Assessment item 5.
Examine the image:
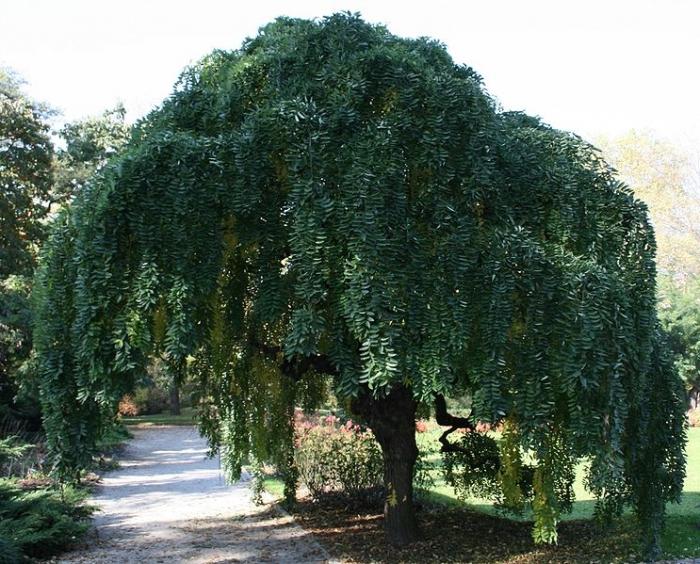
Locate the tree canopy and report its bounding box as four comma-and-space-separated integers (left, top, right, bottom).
0, 69, 53, 277
34, 14, 686, 555
53, 104, 131, 204
0, 69, 54, 427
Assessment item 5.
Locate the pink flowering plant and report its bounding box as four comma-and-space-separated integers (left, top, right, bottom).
294, 412, 383, 500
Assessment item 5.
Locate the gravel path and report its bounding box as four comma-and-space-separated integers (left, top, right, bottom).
57, 426, 329, 563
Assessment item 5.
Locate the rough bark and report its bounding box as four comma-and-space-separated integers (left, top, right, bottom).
352, 385, 420, 546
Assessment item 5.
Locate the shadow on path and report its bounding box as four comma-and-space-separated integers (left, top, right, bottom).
58, 426, 329, 564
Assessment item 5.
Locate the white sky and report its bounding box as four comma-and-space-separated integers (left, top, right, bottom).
2, 0, 699, 146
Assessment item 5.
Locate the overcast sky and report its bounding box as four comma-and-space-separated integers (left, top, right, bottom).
2, 0, 699, 146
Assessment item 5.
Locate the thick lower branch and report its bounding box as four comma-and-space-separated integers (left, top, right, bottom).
434, 394, 475, 454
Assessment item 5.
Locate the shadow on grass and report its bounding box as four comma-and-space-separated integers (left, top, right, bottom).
417, 489, 598, 521
292, 495, 643, 564
662, 492, 700, 559
414, 489, 700, 561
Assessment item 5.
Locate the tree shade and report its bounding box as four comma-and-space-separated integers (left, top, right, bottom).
34, 14, 686, 555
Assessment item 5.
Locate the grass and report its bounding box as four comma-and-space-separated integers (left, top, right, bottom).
121, 406, 196, 426
416, 426, 700, 558
662, 426, 700, 558
96, 422, 132, 450
263, 476, 285, 499
261, 426, 700, 561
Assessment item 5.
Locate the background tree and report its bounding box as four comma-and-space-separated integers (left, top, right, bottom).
597, 130, 700, 282
599, 131, 700, 408
658, 278, 700, 408
34, 15, 686, 556
53, 104, 130, 204
1, 69, 130, 428
0, 68, 53, 277
0, 69, 53, 427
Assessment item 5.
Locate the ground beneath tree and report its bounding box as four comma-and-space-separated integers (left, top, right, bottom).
56, 426, 329, 564
292, 499, 645, 563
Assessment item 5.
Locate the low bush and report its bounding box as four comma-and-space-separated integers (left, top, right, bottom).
0, 416, 44, 479
0, 479, 93, 560
442, 431, 504, 501
0, 436, 32, 472
296, 415, 383, 501
132, 386, 169, 415
117, 394, 140, 416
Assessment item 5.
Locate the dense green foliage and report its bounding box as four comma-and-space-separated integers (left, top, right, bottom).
34, 14, 686, 554
659, 278, 700, 406
442, 432, 504, 502
0, 479, 92, 561
0, 69, 53, 278
1, 71, 131, 430
0, 276, 39, 426
53, 104, 131, 204
0, 69, 53, 430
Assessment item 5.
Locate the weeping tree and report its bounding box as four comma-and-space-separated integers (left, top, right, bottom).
34, 14, 685, 555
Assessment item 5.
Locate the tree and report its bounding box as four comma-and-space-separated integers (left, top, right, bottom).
0, 68, 53, 277
0, 69, 53, 428
598, 132, 700, 409
658, 277, 700, 408
0, 275, 37, 426
53, 104, 131, 204
597, 130, 700, 282
1, 70, 130, 429
34, 14, 686, 555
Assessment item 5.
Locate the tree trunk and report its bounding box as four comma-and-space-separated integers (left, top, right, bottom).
169, 384, 181, 416
352, 385, 420, 546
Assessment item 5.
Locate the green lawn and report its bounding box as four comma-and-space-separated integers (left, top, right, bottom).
663, 427, 700, 558
414, 427, 700, 558
263, 477, 286, 499
263, 426, 700, 559
121, 406, 196, 426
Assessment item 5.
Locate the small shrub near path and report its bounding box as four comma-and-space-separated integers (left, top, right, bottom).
296, 414, 383, 500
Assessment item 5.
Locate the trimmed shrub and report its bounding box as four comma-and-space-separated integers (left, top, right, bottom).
0, 537, 21, 564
